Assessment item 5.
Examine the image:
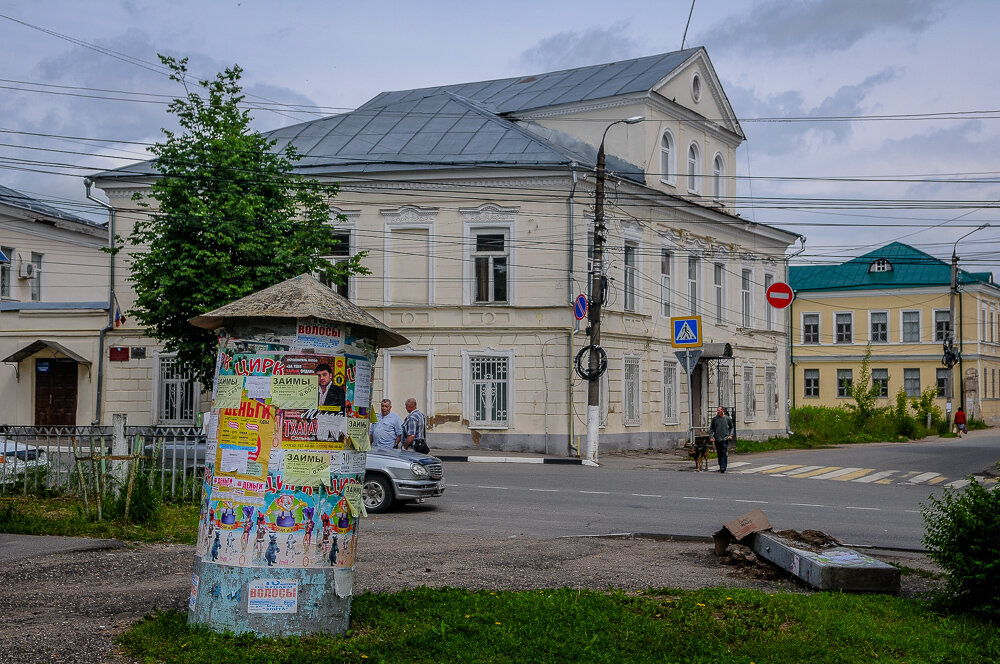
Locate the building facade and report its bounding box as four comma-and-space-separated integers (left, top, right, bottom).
790, 242, 1000, 424
87, 48, 800, 453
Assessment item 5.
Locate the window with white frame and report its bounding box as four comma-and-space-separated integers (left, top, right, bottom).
623, 356, 641, 426
802, 313, 820, 343
660, 249, 671, 317
982, 306, 988, 340
904, 368, 920, 397
663, 360, 679, 423
714, 262, 725, 324
29, 252, 42, 302
934, 310, 952, 342
473, 232, 508, 303
902, 310, 920, 342
804, 369, 820, 398
713, 153, 724, 201
764, 273, 774, 330
837, 369, 853, 398
688, 255, 699, 315
718, 364, 733, 408
155, 354, 197, 425
872, 368, 889, 398
466, 351, 512, 427
320, 231, 353, 299
870, 311, 888, 343
623, 242, 637, 312
936, 368, 952, 398
660, 131, 675, 184
835, 312, 853, 343
765, 365, 778, 421
0, 246, 12, 298
991, 308, 995, 343
742, 365, 756, 422
741, 269, 752, 328
687, 142, 701, 193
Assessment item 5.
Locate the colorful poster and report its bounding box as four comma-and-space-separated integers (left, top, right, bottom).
270, 375, 318, 409
248, 579, 298, 614
345, 356, 372, 415
189, 573, 199, 611
283, 354, 346, 413
343, 479, 367, 518
346, 418, 371, 451
295, 320, 344, 350
214, 375, 243, 409
218, 401, 276, 451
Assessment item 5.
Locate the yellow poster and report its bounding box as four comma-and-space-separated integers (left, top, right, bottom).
343, 480, 367, 518
333, 356, 346, 387
270, 374, 318, 410
346, 418, 371, 451
282, 451, 331, 486
214, 375, 244, 409
281, 439, 346, 451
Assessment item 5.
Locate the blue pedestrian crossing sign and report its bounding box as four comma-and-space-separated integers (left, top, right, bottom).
670, 316, 703, 348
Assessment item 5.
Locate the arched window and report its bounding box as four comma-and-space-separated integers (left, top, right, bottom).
660, 131, 675, 185
713, 153, 724, 200
687, 142, 701, 194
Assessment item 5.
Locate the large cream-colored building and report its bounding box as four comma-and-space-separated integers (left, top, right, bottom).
790, 242, 1000, 424
50, 48, 800, 453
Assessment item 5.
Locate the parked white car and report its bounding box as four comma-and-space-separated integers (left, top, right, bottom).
0, 439, 50, 485
362, 447, 446, 513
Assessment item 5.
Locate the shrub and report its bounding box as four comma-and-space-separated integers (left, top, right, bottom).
922, 476, 1000, 617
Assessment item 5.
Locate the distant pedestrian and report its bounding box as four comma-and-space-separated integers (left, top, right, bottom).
954, 407, 968, 437
369, 399, 403, 450
709, 406, 734, 473
402, 397, 428, 454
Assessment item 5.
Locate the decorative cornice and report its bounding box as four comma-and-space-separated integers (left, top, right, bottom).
341, 176, 570, 194
379, 205, 438, 224
460, 203, 518, 223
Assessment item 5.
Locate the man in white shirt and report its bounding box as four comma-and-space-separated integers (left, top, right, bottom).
369, 399, 403, 450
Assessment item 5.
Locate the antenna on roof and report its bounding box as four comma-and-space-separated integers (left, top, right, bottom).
681, 0, 697, 49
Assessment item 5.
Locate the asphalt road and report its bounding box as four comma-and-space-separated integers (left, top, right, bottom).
367, 430, 999, 551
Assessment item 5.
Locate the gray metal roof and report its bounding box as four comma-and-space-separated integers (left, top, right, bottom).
92, 49, 701, 183
0, 184, 95, 225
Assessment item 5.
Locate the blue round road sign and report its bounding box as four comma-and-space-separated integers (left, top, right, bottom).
574, 294, 588, 320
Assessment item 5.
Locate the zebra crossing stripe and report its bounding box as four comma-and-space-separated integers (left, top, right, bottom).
810, 467, 865, 480
853, 470, 899, 483
829, 468, 876, 481
760, 465, 805, 475
735, 464, 787, 474
788, 466, 841, 478
945, 479, 971, 489
906, 472, 942, 484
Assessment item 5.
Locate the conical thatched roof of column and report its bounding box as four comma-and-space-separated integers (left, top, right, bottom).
189, 273, 408, 348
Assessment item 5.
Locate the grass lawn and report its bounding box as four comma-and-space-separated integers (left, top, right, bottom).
120, 587, 999, 663
0, 495, 198, 544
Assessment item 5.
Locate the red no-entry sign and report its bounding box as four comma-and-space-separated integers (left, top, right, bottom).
765, 281, 794, 309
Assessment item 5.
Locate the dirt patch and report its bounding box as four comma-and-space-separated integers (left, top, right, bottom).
774, 529, 842, 551
0, 533, 943, 664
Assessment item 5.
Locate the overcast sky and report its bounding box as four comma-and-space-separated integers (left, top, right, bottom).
3, 0, 999, 273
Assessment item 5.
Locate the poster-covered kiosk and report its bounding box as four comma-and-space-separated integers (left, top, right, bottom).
186, 274, 407, 636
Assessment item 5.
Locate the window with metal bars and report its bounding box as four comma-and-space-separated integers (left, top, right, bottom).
624, 357, 640, 426
469, 355, 509, 427
156, 355, 197, 425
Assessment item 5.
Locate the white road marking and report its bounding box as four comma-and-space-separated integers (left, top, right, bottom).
580, 491, 610, 495
791, 503, 824, 507
809, 467, 864, 480
682, 496, 713, 500
528, 488, 559, 492
477, 486, 509, 490
734, 499, 768, 504
852, 470, 899, 483
735, 464, 788, 474
944, 479, 971, 489
631, 493, 662, 498
844, 506, 881, 511
906, 472, 942, 484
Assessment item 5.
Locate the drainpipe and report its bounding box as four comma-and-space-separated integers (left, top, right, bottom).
785, 235, 806, 435
567, 164, 579, 456
85, 178, 115, 425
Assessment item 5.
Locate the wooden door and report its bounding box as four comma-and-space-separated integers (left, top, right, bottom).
34, 358, 78, 426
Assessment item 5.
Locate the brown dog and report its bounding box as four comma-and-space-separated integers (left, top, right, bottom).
692, 438, 710, 472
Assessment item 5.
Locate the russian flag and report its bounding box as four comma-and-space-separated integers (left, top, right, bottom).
114, 297, 126, 328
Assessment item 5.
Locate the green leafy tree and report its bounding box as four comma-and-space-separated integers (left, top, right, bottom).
846, 343, 885, 421
129, 56, 366, 388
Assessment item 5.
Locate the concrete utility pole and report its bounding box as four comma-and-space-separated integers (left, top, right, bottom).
949, 223, 990, 413
586, 116, 643, 464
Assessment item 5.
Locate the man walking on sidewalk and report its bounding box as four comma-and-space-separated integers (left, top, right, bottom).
709, 406, 734, 473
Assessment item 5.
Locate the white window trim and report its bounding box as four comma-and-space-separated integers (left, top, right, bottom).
714, 262, 726, 326
765, 364, 778, 422
834, 311, 854, 344
381, 346, 435, 418
152, 351, 198, 426
659, 130, 677, 186
837, 368, 854, 398
740, 268, 753, 329
659, 246, 673, 318
712, 152, 725, 202
622, 228, 643, 313
462, 204, 518, 306
803, 368, 820, 398
763, 273, 774, 331
461, 347, 515, 429
623, 353, 642, 427
687, 141, 701, 194
0, 245, 14, 300
933, 308, 952, 342
869, 310, 889, 344
662, 359, 679, 425
687, 254, 700, 315
380, 205, 437, 306
742, 363, 756, 423
900, 309, 921, 343
324, 208, 360, 301
801, 311, 821, 344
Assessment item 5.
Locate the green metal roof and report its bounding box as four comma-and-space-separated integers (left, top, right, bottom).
789, 242, 997, 293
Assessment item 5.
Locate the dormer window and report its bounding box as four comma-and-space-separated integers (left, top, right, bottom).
868, 258, 893, 273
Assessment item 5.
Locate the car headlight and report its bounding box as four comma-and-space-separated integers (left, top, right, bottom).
409, 463, 428, 477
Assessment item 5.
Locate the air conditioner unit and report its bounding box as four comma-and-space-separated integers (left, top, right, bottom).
18, 262, 37, 279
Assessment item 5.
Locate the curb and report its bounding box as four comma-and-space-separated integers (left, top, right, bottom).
437, 455, 598, 467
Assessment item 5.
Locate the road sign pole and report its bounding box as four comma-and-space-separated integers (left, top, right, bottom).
687, 349, 694, 447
